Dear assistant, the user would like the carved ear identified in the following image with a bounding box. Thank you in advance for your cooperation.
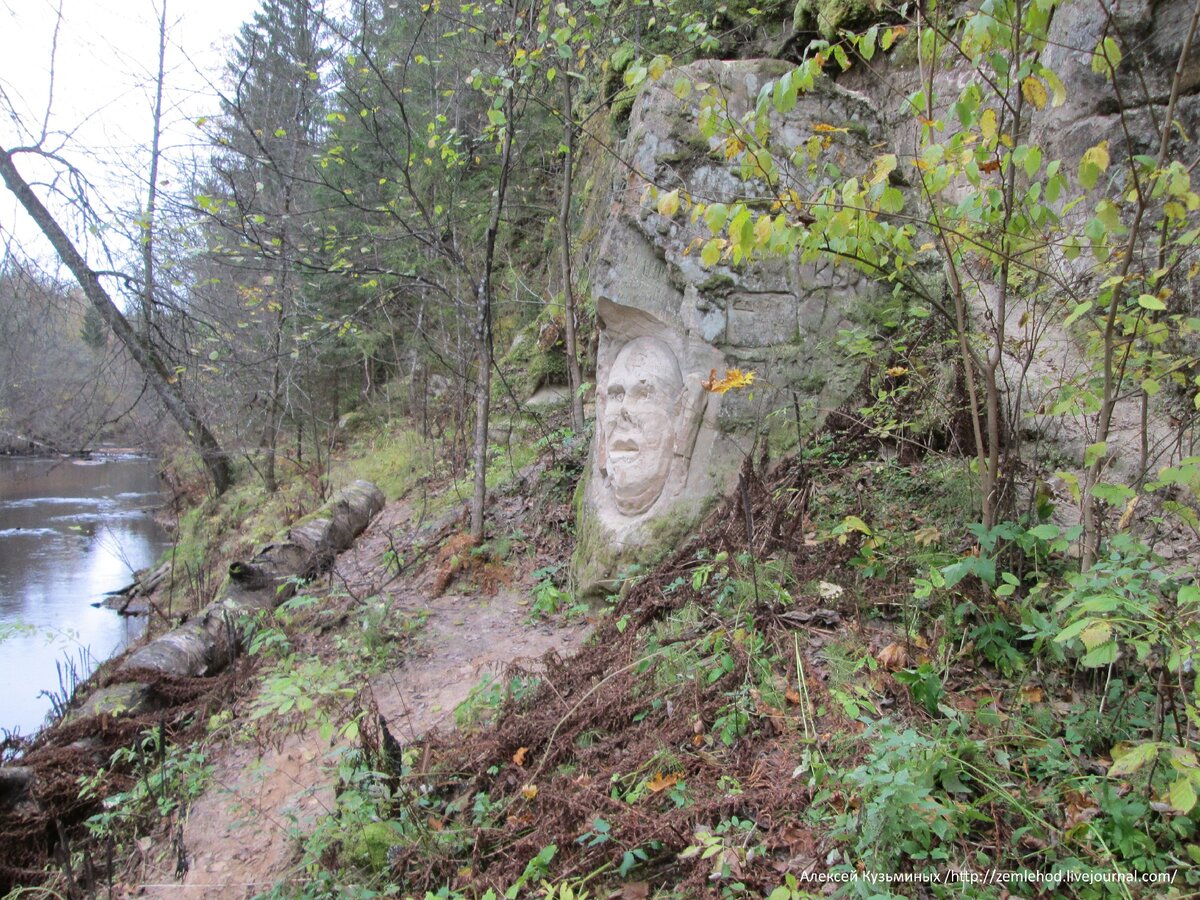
[675,374,707,462]
[597,402,608,476]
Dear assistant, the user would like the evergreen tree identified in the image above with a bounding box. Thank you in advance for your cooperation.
[203,0,334,490]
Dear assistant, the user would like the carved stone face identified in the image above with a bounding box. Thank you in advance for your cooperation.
[602,337,683,516]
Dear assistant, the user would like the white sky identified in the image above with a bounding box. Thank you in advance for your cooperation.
[0,0,261,266]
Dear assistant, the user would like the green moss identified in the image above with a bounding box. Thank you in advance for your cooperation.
[657,129,715,166]
[698,273,737,294]
[333,423,432,500]
[572,479,718,603]
[496,316,570,404]
[610,85,639,135]
[795,372,828,393]
[793,0,884,40]
[68,682,151,722]
[347,821,405,870]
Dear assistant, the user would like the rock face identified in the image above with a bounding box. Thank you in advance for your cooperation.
[574,8,1200,593]
[574,59,890,595]
[1032,0,1200,172]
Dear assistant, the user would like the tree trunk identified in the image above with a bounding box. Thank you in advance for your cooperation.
[469,81,517,542]
[558,71,585,431]
[470,275,493,542]
[140,0,168,337]
[0,147,234,494]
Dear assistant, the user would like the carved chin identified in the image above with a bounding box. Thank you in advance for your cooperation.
[608,450,672,516]
[611,479,662,515]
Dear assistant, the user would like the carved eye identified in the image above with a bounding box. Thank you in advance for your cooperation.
[608,387,625,402]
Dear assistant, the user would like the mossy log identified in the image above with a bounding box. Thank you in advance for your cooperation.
[68,480,385,721]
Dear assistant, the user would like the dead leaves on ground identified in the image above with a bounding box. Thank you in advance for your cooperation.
[645,771,679,793]
[431,530,515,596]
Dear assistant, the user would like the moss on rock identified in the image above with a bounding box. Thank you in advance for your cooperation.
[495,315,570,404]
[793,0,884,40]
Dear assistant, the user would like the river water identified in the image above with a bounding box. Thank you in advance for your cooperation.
[0,456,168,737]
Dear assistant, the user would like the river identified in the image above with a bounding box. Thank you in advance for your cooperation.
[0,456,169,737]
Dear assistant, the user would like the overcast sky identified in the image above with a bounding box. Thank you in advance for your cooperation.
[0,0,261,264]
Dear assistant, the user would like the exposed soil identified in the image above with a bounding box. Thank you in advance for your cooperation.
[130,496,588,898]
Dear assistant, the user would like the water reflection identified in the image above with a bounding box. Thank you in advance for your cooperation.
[0,457,168,737]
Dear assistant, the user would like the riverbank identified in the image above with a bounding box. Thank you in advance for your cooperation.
[0,455,169,736]
[0,410,582,892]
[0,446,161,461]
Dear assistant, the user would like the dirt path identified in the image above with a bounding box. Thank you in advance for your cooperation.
[136,499,587,898]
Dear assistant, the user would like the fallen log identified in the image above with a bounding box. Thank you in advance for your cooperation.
[68,479,384,721]
[95,560,173,612]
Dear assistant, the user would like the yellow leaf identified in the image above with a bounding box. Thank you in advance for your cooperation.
[1082,140,1110,174]
[657,189,681,218]
[979,108,997,144]
[753,214,772,245]
[1118,495,1139,531]
[513,746,529,767]
[646,772,679,793]
[521,784,538,800]
[886,365,908,377]
[703,368,757,394]
[812,123,848,133]
[1081,620,1112,651]
[877,642,907,670]
[700,238,725,267]
[913,525,941,547]
[868,153,898,186]
[1021,77,1048,110]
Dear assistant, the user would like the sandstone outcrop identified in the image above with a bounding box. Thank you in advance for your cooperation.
[574,59,893,595]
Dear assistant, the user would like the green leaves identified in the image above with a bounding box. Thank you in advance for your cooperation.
[704,202,729,233]
[771,68,798,114]
[1108,744,1200,814]
[700,238,724,267]
[1108,741,1161,777]
[656,189,681,218]
[1091,36,1123,79]
[1084,441,1108,468]
[1078,141,1110,190]
[1053,615,1117,667]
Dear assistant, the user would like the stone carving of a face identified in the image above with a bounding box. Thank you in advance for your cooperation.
[601,337,686,516]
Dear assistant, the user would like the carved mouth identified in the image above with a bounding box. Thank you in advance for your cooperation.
[609,438,639,454]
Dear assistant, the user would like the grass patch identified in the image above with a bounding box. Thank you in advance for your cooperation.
[332,421,434,501]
